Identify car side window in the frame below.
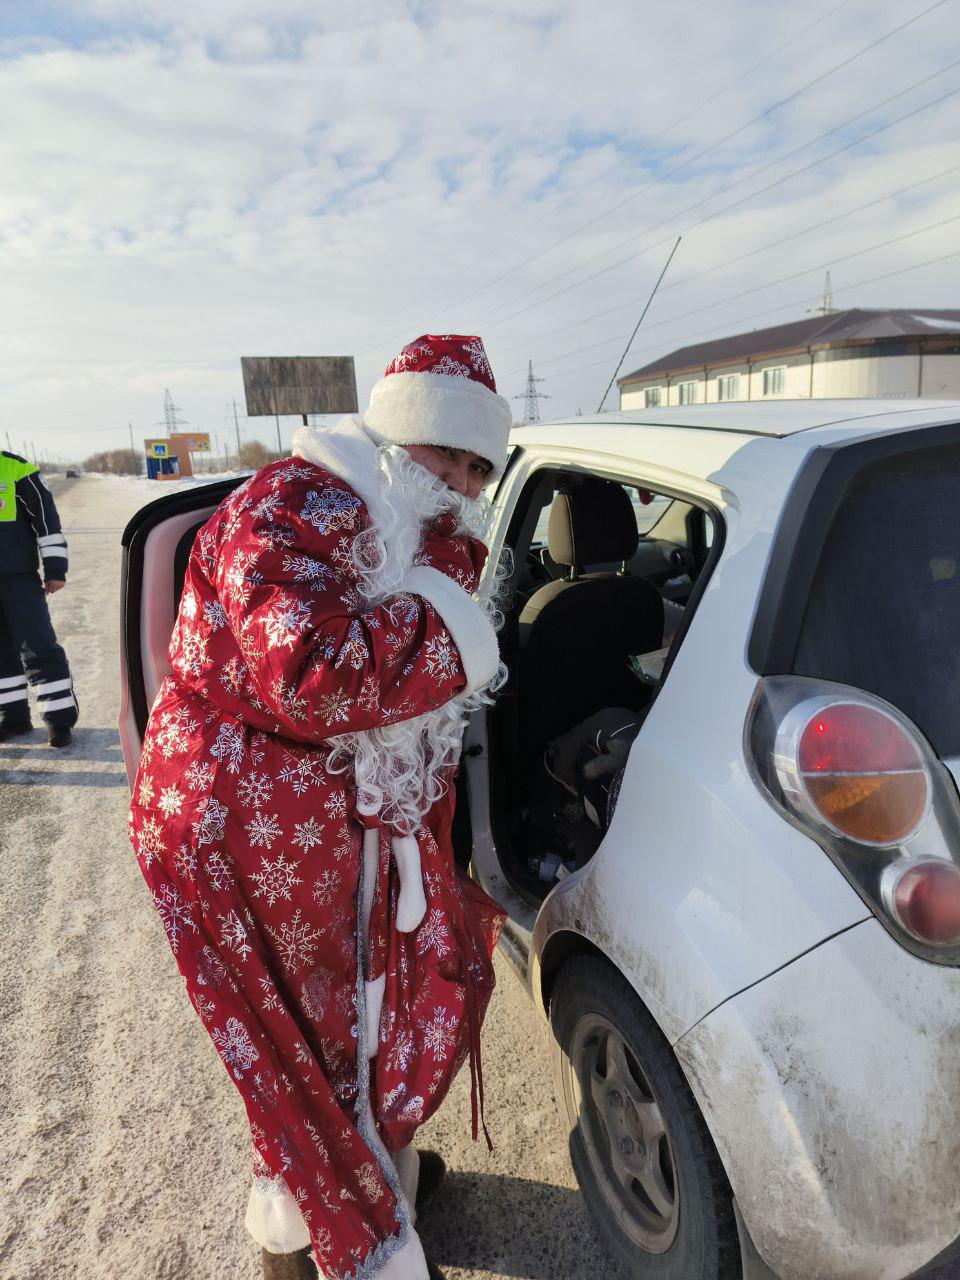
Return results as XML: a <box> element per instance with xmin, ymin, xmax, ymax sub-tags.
<box><xmin>629</xmin><ymin>487</ymin><xmax>674</xmax><ymax>536</ymax></box>
<box><xmin>532</xmin><ymin>499</ymin><xmax>553</xmax><ymax>545</ymax></box>
<box><xmin>532</xmin><ymin>483</ymin><xmax>673</xmax><ymax>546</ymax></box>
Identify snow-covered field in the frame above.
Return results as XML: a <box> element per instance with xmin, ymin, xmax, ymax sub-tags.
<box><xmin>0</xmin><ymin>475</ymin><xmax>616</xmax><ymax>1280</ymax></box>
<box><xmin>80</xmin><ymin>467</ymin><xmax>251</xmax><ymax>499</ymax></box>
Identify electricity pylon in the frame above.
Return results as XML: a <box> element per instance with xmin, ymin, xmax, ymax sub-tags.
<box><xmin>161</xmin><ymin>389</ymin><xmax>188</xmax><ymax>434</ymax></box>
<box><xmin>512</xmin><ymin>361</ymin><xmax>549</xmax><ymax>425</ymax></box>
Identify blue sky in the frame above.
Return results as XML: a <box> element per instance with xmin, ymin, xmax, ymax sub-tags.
<box><xmin>0</xmin><ymin>2</ymin><xmax>109</xmax><ymax>46</ymax></box>
<box><xmin>1</xmin><ymin>0</ymin><xmax>958</xmax><ymax>459</ymax></box>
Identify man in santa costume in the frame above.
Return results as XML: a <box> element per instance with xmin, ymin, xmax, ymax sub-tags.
<box><xmin>128</xmin><ymin>335</ymin><xmax>512</xmax><ymax>1280</ymax></box>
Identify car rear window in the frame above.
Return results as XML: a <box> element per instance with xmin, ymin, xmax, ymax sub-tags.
<box><xmin>793</xmin><ymin>445</ymin><xmax>960</xmax><ymax>757</ymax></box>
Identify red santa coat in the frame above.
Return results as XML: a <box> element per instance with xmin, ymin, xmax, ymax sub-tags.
<box><xmin>128</xmin><ymin>442</ymin><xmax>505</xmax><ymax>1280</ymax></box>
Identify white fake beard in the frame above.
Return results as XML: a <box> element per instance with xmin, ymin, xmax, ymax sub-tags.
<box><xmin>326</xmin><ymin>445</ymin><xmax>507</xmax><ymax>836</ymax></box>
<box><xmin>345</xmin><ymin>443</ymin><xmax>492</xmax><ymax>607</ymax></box>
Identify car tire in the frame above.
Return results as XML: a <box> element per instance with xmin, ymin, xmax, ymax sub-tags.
<box><xmin>550</xmin><ymin>956</ymin><xmax>741</xmax><ymax>1279</ymax></box>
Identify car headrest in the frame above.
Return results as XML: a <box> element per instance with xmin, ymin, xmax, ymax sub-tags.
<box><xmin>547</xmin><ymin>479</ymin><xmax>639</xmax><ymax>567</ymax></box>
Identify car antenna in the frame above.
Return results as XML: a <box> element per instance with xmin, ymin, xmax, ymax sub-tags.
<box><xmin>597</xmin><ymin>235</ymin><xmax>682</xmax><ymax>413</ymax></box>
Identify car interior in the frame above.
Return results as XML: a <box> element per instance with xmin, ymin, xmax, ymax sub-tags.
<box><xmin>477</xmin><ymin>466</ymin><xmax>718</xmax><ymax>903</ymax></box>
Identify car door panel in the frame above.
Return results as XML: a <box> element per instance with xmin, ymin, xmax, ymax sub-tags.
<box><xmin>119</xmin><ymin>477</ymin><xmax>246</xmax><ymax>784</ymax></box>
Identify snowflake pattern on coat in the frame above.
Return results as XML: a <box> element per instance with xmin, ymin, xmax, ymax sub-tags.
<box><xmin>128</xmin><ymin>456</ymin><xmax>504</xmax><ymax>1280</ymax></box>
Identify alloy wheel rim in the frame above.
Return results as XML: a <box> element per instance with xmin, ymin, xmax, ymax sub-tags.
<box><xmin>568</xmin><ymin>1012</ymin><xmax>680</xmax><ymax>1253</ymax></box>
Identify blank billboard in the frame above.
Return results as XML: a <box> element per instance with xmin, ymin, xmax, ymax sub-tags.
<box><xmin>241</xmin><ymin>356</ymin><xmax>358</xmax><ymax>417</ymax></box>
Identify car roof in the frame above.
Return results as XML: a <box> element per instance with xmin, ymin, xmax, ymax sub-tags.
<box><xmin>506</xmin><ymin>399</ymin><xmax>960</xmax><ymax>497</ymax></box>
<box><xmin>512</xmin><ymin>398</ymin><xmax>960</xmax><ymax>442</ymax></box>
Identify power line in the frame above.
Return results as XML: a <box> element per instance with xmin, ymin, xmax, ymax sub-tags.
<box><xmin>355</xmin><ymin>0</ymin><xmax>858</xmax><ymax>344</ymax></box>
<box><xmin>476</xmin><ymin>59</ymin><xmax>960</xmax><ymax>331</ymax></box>
<box><xmin>367</xmin><ymin>0</ymin><xmax>950</xmax><ymax>348</ymax></box>
<box><xmin>523</xmin><ymin>249</ymin><xmax>960</xmax><ymax>389</ymax></box>
<box><xmin>500</xmin><ymin>212</ymin><xmax>960</xmax><ymax>381</ymax></box>
<box><xmin>508</xmin><ymin>212</ymin><xmax>960</xmax><ymax>378</ymax></box>
<box><xmin>646</xmin><ymin>0</ymin><xmax>859</xmax><ymax>139</ymax></box>
<box><xmin>491</xmin><ymin>161</ymin><xmax>960</xmax><ymax>359</ymax></box>
<box><xmin>481</xmin><ymin>75</ymin><xmax>960</xmax><ymax>338</ymax></box>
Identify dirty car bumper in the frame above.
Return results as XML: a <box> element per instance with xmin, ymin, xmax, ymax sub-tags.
<box><xmin>674</xmin><ymin>919</ymin><xmax>960</xmax><ymax>1280</ymax></box>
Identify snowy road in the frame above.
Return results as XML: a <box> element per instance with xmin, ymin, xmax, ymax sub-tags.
<box><xmin>2</xmin><ymin>475</ymin><xmax>957</xmax><ymax>1280</ymax></box>
<box><xmin>0</xmin><ymin>475</ymin><xmax>614</xmax><ymax>1280</ymax></box>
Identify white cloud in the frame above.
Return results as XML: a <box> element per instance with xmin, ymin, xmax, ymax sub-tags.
<box><xmin>0</xmin><ymin>0</ymin><xmax>957</xmax><ymax>457</ymax></box>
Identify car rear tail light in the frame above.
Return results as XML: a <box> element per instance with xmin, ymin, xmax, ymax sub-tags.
<box><xmin>748</xmin><ymin>677</ymin><xmax>960</xmax><ymax>965</ymax></box>
<box><xmin>884</xmin><ymin>860</ymin><xmax>960</xmax><ymax>946</ymax></box>
<box><xmin>783</xmin><ymin>702</ymin><xmax>929</xmax><ymax>846</ymax></box>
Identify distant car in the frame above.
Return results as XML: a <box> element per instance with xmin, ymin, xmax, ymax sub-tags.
<box><xmin>65</xmin><ymin>469</ymin><xmax>80</xmax><ymax>479</ymax></box>
<box><xmin>118</xmin><ymin>400</ymin><xmax>960</xmax><ymax>1280</ymax></box>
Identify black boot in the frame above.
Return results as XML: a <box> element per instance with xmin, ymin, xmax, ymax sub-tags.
<box><xmin>416</xmin><ymin>1150</ymin><xmax>447</xmax><ymax>1212</ymax></box>
<box><xmin>426</xmin><ymin>1262</ymin><xmax>447</xmax><ymax>1280</ymax></box>
<box><xmin>47</xmin><ymin>724</ymin><xmax>72</xmax><ymax>748</ymax></box>
<box><xmin>0</xmin><ymin>719</ymin><xmax>32</xmax><ymax>742</ymax></box>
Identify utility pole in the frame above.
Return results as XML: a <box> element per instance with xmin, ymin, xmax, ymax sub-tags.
<box><xmin>4</xmin><ymin>430</ymin><xmax>11</xmax><ymax>453</ymax></box>
<box><xmin>598</xmin><ymin>236</ymin><xmax>682</xmax><ymax>412</ymax></box>
<box><xmin>221</xmin><ymin>406</ymin><xmax>232</xmax><ymax>470</ymax></box>
<box><xmin>128</xmin><ymin>422</ymin><xmax>135</xmax><ymax>455</ymax></box>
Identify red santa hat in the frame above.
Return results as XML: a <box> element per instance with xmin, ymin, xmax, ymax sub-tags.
<box><xmin>363</xmin><ymin>334</ymin><xmax>512</xmax><ymax>479</ymax></box>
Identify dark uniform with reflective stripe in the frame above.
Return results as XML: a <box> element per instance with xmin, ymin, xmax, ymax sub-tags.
<box><xmin>0</xmin><ymin>452</ymin><xmax>77</xmax><ymax>729</ymax></box>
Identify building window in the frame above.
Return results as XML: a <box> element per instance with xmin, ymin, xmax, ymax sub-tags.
<box><xmin>644</xmin><ymin>387</ymin><xmax>663</xmax><ymax>408</ymax></box>
<box><xmin>762</xmin><ymin>365</ymin><xmax>786</xmax><ymax>396</ymax></box>
<box><xmin>677</xmin><ymin>381</ymin><xmax>698</xmax><ymax>405</ymax></box>
<box><xmin>717</xmin><ymin>374</ymin><xmax>741</xmax><ymax>401</ymax></box>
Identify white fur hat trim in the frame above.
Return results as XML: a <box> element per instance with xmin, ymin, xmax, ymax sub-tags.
<box><xmin>363</xmin><ymin>371</ymin><xmax>511</xmax><ymax>478</ymax></box>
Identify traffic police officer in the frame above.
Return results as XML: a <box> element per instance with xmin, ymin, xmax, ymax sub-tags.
<box><xmin>0</xmin><ymin>451</ymin><xmax>77</xmax><ymax>747</ymax></box>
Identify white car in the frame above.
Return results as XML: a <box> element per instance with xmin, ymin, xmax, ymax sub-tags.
<box><xmin>119</xmin><ymin>399</ymin><xmax>960</xmax><ymax>1280</ymax></box>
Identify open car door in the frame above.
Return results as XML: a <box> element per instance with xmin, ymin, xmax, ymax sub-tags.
<box><xmin>118</xmin><ymin>478</ymin><xmax>247</xmax><ymax>786</ymax></box>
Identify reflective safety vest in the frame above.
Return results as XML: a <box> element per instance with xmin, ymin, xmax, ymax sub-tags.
<box><xmin>0</xmin><ymin>452</ymin><xmax>69</xmax><ymax>579</ymax></box>
<box><xmin>0</xmin><ymin>453</ymin><xmax>35</xmax><ymax>522</ymax></box>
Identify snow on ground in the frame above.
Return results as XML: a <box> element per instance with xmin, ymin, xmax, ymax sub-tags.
<box><xmin>79</xmin><ymin>468</ymin><xmax>251</xmax><ymax>501</ymax></box>
<box><xmin>0</xmin><ymin>475</ymin><xmax>616</xmax><ymax>1280</ymax></box>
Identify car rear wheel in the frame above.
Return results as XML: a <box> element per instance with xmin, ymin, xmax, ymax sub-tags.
<box><xmin>550</xmin><ymin>957</ymin><xmax>741</xmax><ymax>1279</ymax></box>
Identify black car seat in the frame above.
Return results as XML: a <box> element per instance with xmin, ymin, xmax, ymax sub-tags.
<box><xmin>517</xmin><ymin>478</ymin><xmax>665</xmax><ymax>779</ymax></box>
